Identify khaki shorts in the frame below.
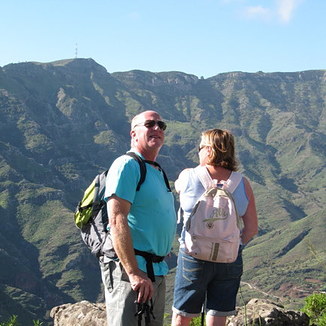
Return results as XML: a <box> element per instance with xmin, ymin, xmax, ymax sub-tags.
<box><xmin>100</xmin><ymin>258</ymin><xmax>166</xmax><ymax>326</ymax></box>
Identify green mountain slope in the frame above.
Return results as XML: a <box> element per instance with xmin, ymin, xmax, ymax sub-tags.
<box><xmin>242</xmin><ymin>209</ymin><xmax>325</xmax><ymax>307</ymax></box>
<box><xmin>0</xmin><ymin>59</ymin><xmax>325</xmax><ymax>325</ymax></box>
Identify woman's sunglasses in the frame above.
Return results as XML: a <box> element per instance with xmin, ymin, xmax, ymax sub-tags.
<box><xmin>134</xmin><ymin>120</ymin><xmax>167</xmax><ymax>131</ymax></box>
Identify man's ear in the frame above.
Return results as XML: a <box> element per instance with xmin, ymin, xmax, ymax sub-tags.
<box><xmin>130</xmin><ymin>130</ymin><xmax>138</xmax><ymax>145</ymax></box>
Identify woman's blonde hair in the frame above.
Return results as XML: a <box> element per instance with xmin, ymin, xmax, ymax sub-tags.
<box><xmin>201</xmin><ymin>129</ymin><xmax>238</xmax><ymax>171</ymax></box>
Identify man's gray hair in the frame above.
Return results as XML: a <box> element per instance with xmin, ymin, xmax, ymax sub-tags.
<box><xmin>131</xmin><ymin>113</ymin><xmax>143</xmax><ymax>130</ymax></box>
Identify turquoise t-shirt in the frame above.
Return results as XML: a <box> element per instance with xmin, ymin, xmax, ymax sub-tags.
<box><xmin>104</xmin><ymin>151</ymin><xmax>177</xmax><ymax>276</ymax></box>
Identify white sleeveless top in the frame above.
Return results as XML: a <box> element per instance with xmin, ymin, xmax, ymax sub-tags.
<box><xmin>175</xmin><ymin>167</ymin><xmax>249</xmax><ymax>245</ymax></box>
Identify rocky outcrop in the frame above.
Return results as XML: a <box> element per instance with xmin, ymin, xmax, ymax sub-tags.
<box><xmin>227</xmin><ymin>298</ymin><xmax>309</xmax><ymax>326</ymax></box>
<box><xmin>50</xmin><ymin>300</ymin><xmax>106</xmax><ymax>326</ymax></box>
<box><xmin>50</xmin><ymin>298</ymin><xmax>309</xmax><ymax>326</ymax></box>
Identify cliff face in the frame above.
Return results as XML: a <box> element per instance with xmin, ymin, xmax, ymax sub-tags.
<box><xmin>0</xmin><ymin>59</ymin><xmax>325</xmax><ymax>324</ymax></box>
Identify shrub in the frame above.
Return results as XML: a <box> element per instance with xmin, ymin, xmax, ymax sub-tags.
<box><xmin>302</xmin><ymin>292</ymin><xmax>326</xmax><ymax>326</ymax></box>
<box><xmin>190</xmin><ymin>315</ymin><xmax>205</xmax><ymax>326</ymax></box>
<box><xmin>0</xmin><ymin>316</ymin><xmax>18</xmax><ymax>326</ymax></box>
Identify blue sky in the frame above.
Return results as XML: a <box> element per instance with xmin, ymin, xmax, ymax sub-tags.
<box><xmin>1</xmin><ymin>0</ymin><xmax>325</xmax><ymax>78</ymax></box>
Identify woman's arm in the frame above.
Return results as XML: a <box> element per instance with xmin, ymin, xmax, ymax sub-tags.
<box><xmin>241</xmin><ymin>177</ymin><xmax>258</xmax><ymax>245</ymax></box>
<box><xmin>174</xmin><ymin>168</ymin><xmax>192</xmax><ymax>194</ymax></box>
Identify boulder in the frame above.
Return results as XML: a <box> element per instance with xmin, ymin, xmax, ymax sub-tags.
<box><xmin>50</xmin><ymin>300</ymin><xmax>106</xmax><ymax>326</ymax></box>
<box><xmin>227</xmin><ymin>298</ymin><xmax>309</xmax><ymax>326</ymax></box>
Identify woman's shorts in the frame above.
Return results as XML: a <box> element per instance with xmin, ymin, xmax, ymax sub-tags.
<box><xmin>172</xmin><ymin>247</ymin><xmax>243</xmax><ymax>317</ymax></box>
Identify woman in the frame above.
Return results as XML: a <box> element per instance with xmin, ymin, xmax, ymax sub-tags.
<box><xmin>172</xmin><ymin>129</ymin><xmax>258</xmax><ymax>326</ymax></box>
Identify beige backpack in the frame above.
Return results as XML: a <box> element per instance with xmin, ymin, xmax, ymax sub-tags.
<box><xmin>184</xmin><ymin>166</ymin><xmax>242</xmax><ymax>263</ymax></box>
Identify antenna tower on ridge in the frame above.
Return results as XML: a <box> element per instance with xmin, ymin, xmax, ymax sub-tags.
<box><xmin>75</xmin><ymin>43</ymin><xmax>78</xmax><ymax>58</ymax></box>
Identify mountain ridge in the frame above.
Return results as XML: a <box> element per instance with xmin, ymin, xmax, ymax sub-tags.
<box><xmin>0</xmin><ymin>58</ymin><xmax>325</xmax><ymax>325</ymax></box>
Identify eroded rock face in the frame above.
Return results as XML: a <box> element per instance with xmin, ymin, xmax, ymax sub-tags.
<box><xmin>51</xmin><ymin>298</ymin><xmax>309</xmax><ymax>326</ymax></box>
<box><xmin>227</xmin><ymin>298</ymin><xmax>309</xmax><ymax>326</ymax></box>
<box><xmin>50</xmin><ymin>300</ymin><xmax>106</xmax><ymax>326</ymax></box>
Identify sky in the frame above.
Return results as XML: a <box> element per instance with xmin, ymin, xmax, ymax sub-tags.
<box><xmin>0</xmin><ymin>0</ymin><xmax>325</xmax><ymax>78</ymax></box>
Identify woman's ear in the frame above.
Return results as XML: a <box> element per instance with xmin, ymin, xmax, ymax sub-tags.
<box><xmin>206</xmin><ymin>146</ymin><xmax>213</xmax><ymax>157</ymax></box>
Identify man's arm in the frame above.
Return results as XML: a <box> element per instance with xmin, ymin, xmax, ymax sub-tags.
<box><xmin>108</xmin><ymin>195</ymin><xmax>154</xmax><ymax>303</ymax></box>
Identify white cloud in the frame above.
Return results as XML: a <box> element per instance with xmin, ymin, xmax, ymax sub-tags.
<box><xmin>243</xmin><ymin>5</ymin><xmax>271</xmax><ymax>20</ymax></box>
<box><xmin>276</xmin><ymin>0</ymin><xmax>302</xmax><ymax>23</ymax></box>
<box><xmin>240</xmin><ymin>0</ymin><xmax>304</xmax><ymax>23</ymax></box>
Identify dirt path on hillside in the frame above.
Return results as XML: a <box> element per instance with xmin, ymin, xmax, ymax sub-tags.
<box><xmin>240</xmin><ymin>281</ymin><xmax>285</xmax><ymax>302</ymax></box>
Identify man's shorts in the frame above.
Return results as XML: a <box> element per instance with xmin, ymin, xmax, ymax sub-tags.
<box><xmin>100</xmin><ymin>258</ymin><xmax>166</xmax><ymax>326</ymax></box>
<box><xmin>172</xmin><ymin>247</ymin><xmax>243</xmax><ymax>317</ymax></box>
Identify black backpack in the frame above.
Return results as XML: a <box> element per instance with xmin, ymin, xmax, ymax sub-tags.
<box><xmin>74</xmin><ymin>152</ymin><xmax>171</xmax><ymax>259</ymax></box>
<box><xmin>74</xmin><ymin>152</ymin><xmax>147</xmax><ymax>258</ymax></box>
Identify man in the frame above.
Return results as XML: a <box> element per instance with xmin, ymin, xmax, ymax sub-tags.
<box><xmin>101</xmin><ymin>110</ymin><xmax>177</xmax><ymax>326</ymax></box>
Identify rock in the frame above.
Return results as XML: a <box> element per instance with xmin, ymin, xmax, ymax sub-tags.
<box><xmin>50</xmin><ymin>300</ymin><xmax>106</xmax><ymax>326</ymax></box>
<box><xmin>227</xmin><ymin>298</ymin><xmax>310</xmax><ymax>326</ymax></box>
<box><xmin>50</xmin><ymin>298</ymin><xmax>310</xmax><ymax>326</ymax></box>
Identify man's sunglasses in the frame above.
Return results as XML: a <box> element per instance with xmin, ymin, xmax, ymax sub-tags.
<box><xmin>134</xmin><ymin>120</ymin><xmax>167</xmax><ymax>131</ymax></box>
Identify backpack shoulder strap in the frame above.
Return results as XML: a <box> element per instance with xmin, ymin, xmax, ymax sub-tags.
<box><xmin>194</xmin><ymin>165</ymin><xmax>214</xmax><ymax>190</ymax></box>
<box><xmin>224</xmin><ymin>172</ymin><xmax>242</xmax><ymax>193</ymax></box>
<box><xmin>194</xmin><ymin>166</ymin><xmax>242</xmax><ymax>193</ymax></box>
<box><xmin>125</xmin><ymin>152</ymin><xmax>147</xmax><ymax>191</ymax></box>
<box><xmin>125</xmin><ymin>152</ymin><xmax>171</xmax><ymax>192</ymax></box>
<box><xmin>144</xmin><ymin>160</ymin><xmax>171</xmax><ymax>192</ymax></box>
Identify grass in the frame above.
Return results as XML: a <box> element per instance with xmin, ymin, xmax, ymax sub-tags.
<box><xmin>0</xmin><ymin>316</ymin><xmax>43</xmax><ymax>326</ymax></box>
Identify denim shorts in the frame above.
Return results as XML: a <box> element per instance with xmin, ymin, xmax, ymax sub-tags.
<box><xmin>172</xmin><ymin>247</ymin><xmax>243</xmax><ymax>317</ymax></box>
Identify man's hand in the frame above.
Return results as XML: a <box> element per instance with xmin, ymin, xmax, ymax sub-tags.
<box><xmin>129</xmin><ymin>269</ymin><xmax>154</xmax><ymax>303</ymax></box>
